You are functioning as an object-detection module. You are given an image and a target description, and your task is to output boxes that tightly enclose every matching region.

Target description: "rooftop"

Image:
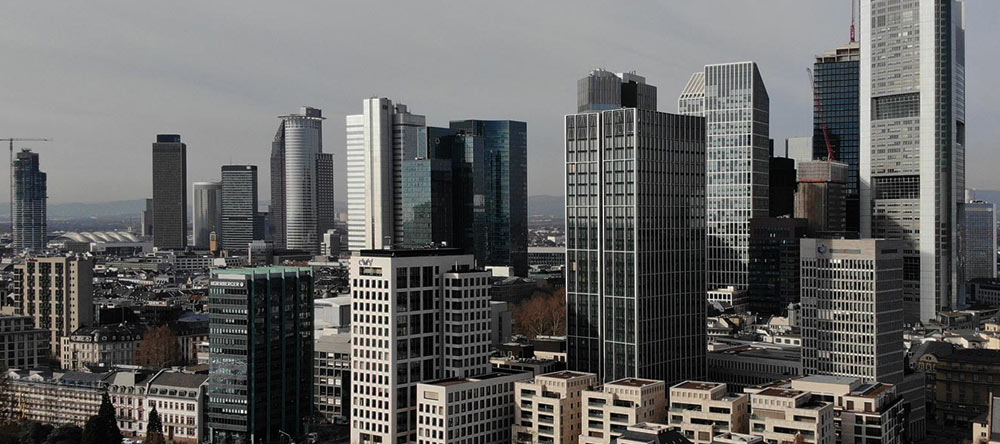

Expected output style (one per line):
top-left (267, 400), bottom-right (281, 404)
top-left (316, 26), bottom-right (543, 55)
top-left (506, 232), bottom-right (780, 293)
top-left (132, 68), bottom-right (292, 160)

top-left (757, 388), bottom-right (803, 398)
top-left (675, 381), bottom-right (722, 391)
top-left (610, 378), bottom-right (660, 388)
top-left (938, 348), bottom-right (1000, 365)
top-left (542, 371), bottom-right (592, 380)
top-left (357, 247), bottom-right (464, 258)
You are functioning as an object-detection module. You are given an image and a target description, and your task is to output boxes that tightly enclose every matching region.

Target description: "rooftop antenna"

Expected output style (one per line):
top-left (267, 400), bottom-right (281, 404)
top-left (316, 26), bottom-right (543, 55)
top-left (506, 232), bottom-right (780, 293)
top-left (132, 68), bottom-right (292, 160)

top-left (850, 0), bottom-right (857, 43)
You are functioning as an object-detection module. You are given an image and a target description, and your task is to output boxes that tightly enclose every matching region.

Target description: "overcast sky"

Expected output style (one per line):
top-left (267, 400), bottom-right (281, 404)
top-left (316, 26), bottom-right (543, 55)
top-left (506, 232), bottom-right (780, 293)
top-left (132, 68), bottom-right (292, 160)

top-left (2, 1), bottom-right (998, 204)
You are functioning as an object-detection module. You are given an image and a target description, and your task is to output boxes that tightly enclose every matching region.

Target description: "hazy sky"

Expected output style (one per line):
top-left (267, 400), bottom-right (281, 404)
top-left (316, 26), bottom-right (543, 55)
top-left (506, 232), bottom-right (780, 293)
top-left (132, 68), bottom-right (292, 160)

top-left (3, 1), bottom-right (998, 204)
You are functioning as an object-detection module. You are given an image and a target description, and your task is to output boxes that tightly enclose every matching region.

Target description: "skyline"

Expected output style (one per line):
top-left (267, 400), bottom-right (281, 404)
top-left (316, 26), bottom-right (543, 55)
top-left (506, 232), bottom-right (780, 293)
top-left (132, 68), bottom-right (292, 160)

top-left (3, 1), bottom-right (1000, 203)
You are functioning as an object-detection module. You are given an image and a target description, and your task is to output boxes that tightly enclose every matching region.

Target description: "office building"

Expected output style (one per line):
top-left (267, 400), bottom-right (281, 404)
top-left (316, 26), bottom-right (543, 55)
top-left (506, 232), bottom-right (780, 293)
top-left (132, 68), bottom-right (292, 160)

top-left (490, 301), bottom-right (513, 350)
top-left (748, 217), bottom-right (807, 316)
top-left (795, 160), bottom-right (848, 236)
top-left (270, 121), bottom-right (286, 248)
top-left (800, 239), bottom-right (904, 384)
top-left (220, 165), bottom-right (261, 253)
top-left (0, 315), bottom-right (49, 369)
top-left (141, 198), bottom-right (154, 237)
top-left (784, 136), bottom-right (814, 169)
top-left (146, 370), bottom-right (209, 443)
top-left (860, 0), bottom-right (966, 322)
top-left (677, 72), bottom-right (705, 116)
top-left (345, 98), bottom-right (396, 251)
top-left (707, 344), bottom-right (802, 391)
top-left (682, 62), bottom-right (769, 292)
top-left (768, 156), bottom-right (796, 218)
top-left (60, 324), bottom-right (144, 371)
top-left (349, 248), bottom-right (492, 444)
top-left (963, 200), bottom-right (997, 282)
top-left (668, 382), bottom-right (749, 444)
top-left (578, 378), bottom-right (667, 444)
top-left (933, 349), bottom-right (1000, 426)
top-left (207, 267), bottom-right (314, 444)
top-left (12, 149), bottom-right (47, 251)
top-left (278, 107), bottom-right (325, 253)
top-left (400, 155), bottom-right (453, 248)
top-left (744, 385), bottom-right (834, 444)
top-left (316, 151), bottom-right (335, 236)
top-left (191, 181), bottom-right (221, 249)
top-left (415, 370), bottom-right (530, 444)
top-left (315, 331), bottom-right (351, 424)
top-left (578, 69), bottom-right (657, 112)
top-left (814, 42), bottom-right (861, 233)
top-left (513, 371), bottom-right (598, 444)
top-left (151, 134), bottom-right (187, 250)
top-left (13, 255), bottom-right (94, 355)
top-left (566, 86), bottom-right (706, 383)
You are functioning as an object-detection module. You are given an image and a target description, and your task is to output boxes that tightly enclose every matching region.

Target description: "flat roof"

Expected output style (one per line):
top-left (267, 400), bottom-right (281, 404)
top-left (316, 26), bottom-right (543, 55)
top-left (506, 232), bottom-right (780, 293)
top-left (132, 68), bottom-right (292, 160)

top-left (757, 388), bottom-right (803, 398)
top-left (358, 248), bottom-right (464, 258)
top-left (610, 378), bottom-right (660, 388)
top-left (675, 381), bottom-right (722, 391)
top-left (542, 371), bottom-right (591, 380)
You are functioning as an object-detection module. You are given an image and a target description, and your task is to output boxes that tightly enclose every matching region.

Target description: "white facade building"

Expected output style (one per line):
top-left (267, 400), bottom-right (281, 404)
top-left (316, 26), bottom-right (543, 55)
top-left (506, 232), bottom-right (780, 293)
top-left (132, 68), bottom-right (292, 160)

top-left (280, 106), bottom-right (325, 253)
top-left (578, 378), bottom-right (667, 444)
top-left (513, 371), bottom-right (598, 444)
top-left (415, 370), bottom-right (530, 444)
top-left (191, 181), bottom-right (221, 249)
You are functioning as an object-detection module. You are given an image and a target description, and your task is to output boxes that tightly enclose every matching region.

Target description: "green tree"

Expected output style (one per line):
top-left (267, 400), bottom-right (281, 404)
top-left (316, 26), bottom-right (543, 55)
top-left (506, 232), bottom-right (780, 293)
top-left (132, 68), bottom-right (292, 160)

top-left (42, 425), bottom-right (82, 444)
top-left (81, 393), bottom-right (121, 444)
top-left (144, 406), bottom-right (166, 444)
top-left (20, 421), bottom-right (54, 444)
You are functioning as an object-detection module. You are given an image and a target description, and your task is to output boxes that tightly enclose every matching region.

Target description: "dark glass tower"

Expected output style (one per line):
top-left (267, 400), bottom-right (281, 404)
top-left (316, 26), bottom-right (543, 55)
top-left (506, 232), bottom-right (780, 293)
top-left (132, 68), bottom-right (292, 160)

top-left (813, 42), bottom-right (860, 233)
top-left (270, 122), bottom-right (286, 248)
top-left (221, 165), bottom-right (260, 252)
top-left (152, 134), bottom-right (187, 249)
top-left (449, 120), bottom-right (528, 276)
top-left (12, 149), bottom-right (46, 252)
top-left (207, 267), bottom-right (314, 444)
top-left (748, 217), bottom-right (808, 316)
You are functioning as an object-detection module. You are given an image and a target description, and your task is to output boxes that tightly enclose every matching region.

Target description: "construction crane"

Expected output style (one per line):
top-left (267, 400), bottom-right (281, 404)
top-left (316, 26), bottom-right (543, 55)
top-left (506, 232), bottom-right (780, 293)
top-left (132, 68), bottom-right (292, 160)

top-left (1, 138), bottom-right (51, 237)
top-left (806, 69), bottom-right (835, 162)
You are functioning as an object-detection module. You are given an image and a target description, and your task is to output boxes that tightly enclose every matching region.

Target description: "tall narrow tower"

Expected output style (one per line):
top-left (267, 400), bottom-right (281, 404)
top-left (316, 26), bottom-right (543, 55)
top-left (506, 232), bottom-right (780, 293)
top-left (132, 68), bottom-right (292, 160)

top-left (12, 149), bottom-right (47, 252)
top-left (279, 107), bottom-right (325, 254)
top-left (151, 134), bottom-right (187, 250)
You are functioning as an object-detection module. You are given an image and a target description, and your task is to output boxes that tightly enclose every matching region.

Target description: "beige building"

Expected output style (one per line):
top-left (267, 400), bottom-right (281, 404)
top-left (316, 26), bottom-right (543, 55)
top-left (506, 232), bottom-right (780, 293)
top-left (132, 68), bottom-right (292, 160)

top-left (579, 378), bottom-right (667, 444)
top-left (744, 386), bottom-right (834, 444)
top-left (13, 255), bottom-right (94, 355)
top-left (6, 368), bottom-right (106, 427)
top-left (0, 314), bottom-right (49, 369)
top-left (513, 371), bottom-right (598, 444)
top-left (782, 376), bottom-right (906, 444)
top-left (60, 324), bottom-right (144, 371)
top-left (668, 381), bottom-right (749, 443)
top-left (415, 370), bottom-right (530, 444)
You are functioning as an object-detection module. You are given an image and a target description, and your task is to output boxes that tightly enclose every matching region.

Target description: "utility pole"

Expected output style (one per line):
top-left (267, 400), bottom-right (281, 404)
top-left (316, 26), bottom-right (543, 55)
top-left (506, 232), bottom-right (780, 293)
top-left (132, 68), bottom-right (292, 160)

top-left (1, 138), bottom-right (50, 237)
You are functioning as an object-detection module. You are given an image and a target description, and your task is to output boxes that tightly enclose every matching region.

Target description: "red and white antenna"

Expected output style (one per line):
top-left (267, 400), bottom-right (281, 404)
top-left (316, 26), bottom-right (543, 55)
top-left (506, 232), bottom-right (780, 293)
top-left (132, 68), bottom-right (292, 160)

top-left (850, 0), bottom-right (857, 42)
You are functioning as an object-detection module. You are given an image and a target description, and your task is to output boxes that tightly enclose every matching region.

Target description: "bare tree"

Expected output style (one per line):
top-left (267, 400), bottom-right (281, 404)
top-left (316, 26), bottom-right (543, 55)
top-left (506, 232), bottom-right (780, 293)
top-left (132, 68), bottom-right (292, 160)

top-left (135, 326), bottom-right (182, 369)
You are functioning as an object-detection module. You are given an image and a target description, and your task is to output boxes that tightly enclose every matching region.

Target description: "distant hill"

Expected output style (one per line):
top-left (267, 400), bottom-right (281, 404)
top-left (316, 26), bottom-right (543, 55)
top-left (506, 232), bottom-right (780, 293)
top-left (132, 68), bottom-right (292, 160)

top-left (0, 199), bottom-right (147, 220)
top-left (528, 195), bottom-right (564, 218)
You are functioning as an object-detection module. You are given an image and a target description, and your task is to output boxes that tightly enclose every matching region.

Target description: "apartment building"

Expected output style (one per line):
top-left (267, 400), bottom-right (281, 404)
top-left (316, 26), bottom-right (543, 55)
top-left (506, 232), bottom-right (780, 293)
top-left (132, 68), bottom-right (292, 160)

top-left (744, 386), bottom-right (834, 444)
top-left (513, 371), bottom-right (598, 444)
top-left (579, 378), bottom-right (667, 443)
top-left (668, 381), bottom-right (749, 443)
top-left (415, 370), bottom-right (531, 444)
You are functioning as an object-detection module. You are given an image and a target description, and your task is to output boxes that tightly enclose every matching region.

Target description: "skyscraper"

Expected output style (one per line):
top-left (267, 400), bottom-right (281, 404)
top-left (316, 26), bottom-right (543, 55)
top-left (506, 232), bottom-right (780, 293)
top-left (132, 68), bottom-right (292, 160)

top-left (578, 69), bottom-right (657, 112)
top-left (270, 121), bottom-right (286, 248)
top-left (221, 165), bottom-right (260, 252)
top-left (207, 267), bottom-right (313, 444)
top-left (12, 149), bottom-right (47, 252)
top-left (748, 217), bottom-right (808, 316)
top-left (682, 62), bottom-right (770, 292)
top-left (814, 42), bottom-right (861, 233)
top-left (140, 198), bottom-right (153, 238)
top-left (316, 152), bottom-right (335, 237)
top-left (962, 200), bottom-right (997, 282)
top-left (800, 238), bottom-right (904, 385)
top-left (345, 98), bottom-right (394, 251)
top-left (450, 119), bottom-right (529, 276)
top-left (769, 156), bottom-right (796, 218)
top-left (566, 76), bottom-right (706, 384)
top-left (677, 72), bottom-right (705, 116)
top-left (861, 0), bottom-right (966, 322)
top-left (191, 181), bottom-right (221, 249)
top-left (279, 107), bottom-right (325, 253)
top-left (795, 160), bottom-right (849, 236)
top-left (13, 256), bottom-right (94, 355)
top-left (151, 134), bottom-right (187, 250)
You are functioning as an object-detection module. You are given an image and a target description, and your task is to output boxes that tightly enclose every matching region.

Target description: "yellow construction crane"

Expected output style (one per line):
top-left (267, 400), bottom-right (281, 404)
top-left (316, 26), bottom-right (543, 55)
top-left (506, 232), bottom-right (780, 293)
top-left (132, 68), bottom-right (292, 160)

top-left (1, 138), bottom-right (50, 236)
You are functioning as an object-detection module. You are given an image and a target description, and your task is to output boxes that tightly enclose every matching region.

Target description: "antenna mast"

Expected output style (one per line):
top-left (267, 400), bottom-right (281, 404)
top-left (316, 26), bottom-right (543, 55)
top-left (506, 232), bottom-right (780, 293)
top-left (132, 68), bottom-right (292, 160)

top-left (850, 0), bottom-right (857, 43)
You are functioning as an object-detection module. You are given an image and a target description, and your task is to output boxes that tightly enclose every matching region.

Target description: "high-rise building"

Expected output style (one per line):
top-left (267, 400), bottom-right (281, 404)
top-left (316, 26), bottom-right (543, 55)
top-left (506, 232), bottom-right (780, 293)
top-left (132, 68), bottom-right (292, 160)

top-left (151, 134), bottom-right (187, 250)
top-left (814, 42), bottom-right (861, 233)
top-left (12, 149), bottom-right (47, 252)
top-left (578, 69), bottom-right (657, 112)
top-left (800, 238), bottom-right (904, 385)
top-left (346, 98), bottom-right (394, 251)
top-left (566, 82), bottom-right (706, 383)
top-left (140, 198), bottom-right (154, 238)
top-left (279, 107), bottom-right (325, 253)
top-left (963, 200), bottom-right (997, 282)
top-left (207, 267), bottom-right (314, 444)
top-left (220, 165), bottom-right (260, 253)
top-left (795, 160), bottom-right (849, 236)
top-left (270, 121), bottom-right (286, 248)
top-left (13, 256), bottom-right (95, 355)
top-left (348, 249), bottom-right (492, 444)
top-left (449, 119), bottom-right (528, 276)
top-left (400, 127), bottom-right (457, 248)
top-left (769, 156), bottom-right (796, 218)
top-left (861, 0), bottom-right (966, 322)
top-left (683, 62), bottom-right (769, 292)
top-left (748, 217), bottom-right (808, 316)
top-left (316, 152), bottom-right (335, 237)
top-left (784, 136), bottom-right (814, 169)
top-left (677, 72), bottom-right (705, 116)
top-left (191, 181), bottom-right (221, 250)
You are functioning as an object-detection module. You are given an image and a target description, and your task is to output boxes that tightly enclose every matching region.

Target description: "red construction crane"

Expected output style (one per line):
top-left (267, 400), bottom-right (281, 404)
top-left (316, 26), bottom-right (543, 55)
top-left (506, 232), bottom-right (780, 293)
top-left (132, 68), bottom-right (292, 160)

top-left (806, 69), bottom-right (835, 162)
top-left (1, 138), bottom-right (51, 235)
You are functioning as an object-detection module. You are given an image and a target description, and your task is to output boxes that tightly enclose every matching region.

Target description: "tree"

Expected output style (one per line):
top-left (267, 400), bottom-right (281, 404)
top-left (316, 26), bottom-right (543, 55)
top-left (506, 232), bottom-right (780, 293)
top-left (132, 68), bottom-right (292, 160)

top-left (42, 425), bottom-right (82, 444)
top-left (20, 421), bottom-right (54, 444)
top-left (511, 289), bottom-right (566, 338)
top-left (135, 325), bottom-right (183, 368)
top-left (81, 393), bottom-right (121, 444)
top-left (144, 406), bottom-right (165, 444)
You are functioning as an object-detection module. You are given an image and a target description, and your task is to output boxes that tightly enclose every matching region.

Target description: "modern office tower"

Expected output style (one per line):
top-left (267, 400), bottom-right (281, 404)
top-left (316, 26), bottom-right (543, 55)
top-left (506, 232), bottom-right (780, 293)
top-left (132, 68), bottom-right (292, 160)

top-left (578, 379), bottom-right (667, 444)
top-left (279, 106), bottom-right (325, 253)
top-left (578, 69), bottom-right (657, 112)
top-left (349, 249), bottom-right (492, 444)
top-left (677, 72), bottom-right (705, 116)
top-left (12, 256), bottom-right (94, 355)
top-left (151, 134), bottom-right (187, 250)
top-left (861, 0), bottom-right (966, 322)
top-left (315, 331), bottom-right (351, 424)
top-left (814, 42), bottom-right (861, 233)
top-left (415, 370), bottom-right (531, 444)
top-left (684, 62), bottom-right (770, 292)
top-left (316, 152), bottom-right (335, 236)
top-left (346, 98), bottom-right (393, 251)
top-left (270, 121), bottom-right (286, 248)
top-left (490, 301), bottom-right (512, 350)
top-left (668, 381), bottom-right (749, 444)
top-left (207, 267), bottom-right (314, 444)
top-left (784, 136), bottom-right (814, 169)
top-left (321, 229), bottom-right (340, 257)
top-left (748, 217), bottom-right (808, 316)
top-left (12, 149), bottom-right (47, 252)
top-left (744, 385), bottom-right (835, 444)
top-left (795, 160), bottom-right (849, 236)
top-left (400, 155), bottom-right (453, 248)
top-left (800, 238), bottom-right (905, 385)
top-left (220, 165), bottom-right (261, 252)
top-left (0, 315), bottom-right (49, 369)
top-left (450, 119), bottom-right (529, 276)
top-left (565, 102), bottom-right (706, 383)
top-left (769, 156), bottom-right (796, 217)
top-left (962, 200), bottom-right (997, 282)
top-left (140, 198), bottom-right (154, 237)
top-left (513, 371), bottom-right (598, 444)
top-left (191, 181), bottom-right (221, 249)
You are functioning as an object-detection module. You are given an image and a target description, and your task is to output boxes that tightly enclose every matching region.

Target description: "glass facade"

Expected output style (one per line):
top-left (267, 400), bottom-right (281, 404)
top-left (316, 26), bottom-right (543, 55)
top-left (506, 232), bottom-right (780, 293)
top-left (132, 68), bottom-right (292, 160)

top-left (400, 157), bottom-right (453, 248)
top-left (748, 217), bottom-right (807, 316)
top-left (813, 43), bottom-right (861, 233)
top-left (962, 201), bottom-right (996, 282)
top-left (12, 149), bottom-right (47, 252)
